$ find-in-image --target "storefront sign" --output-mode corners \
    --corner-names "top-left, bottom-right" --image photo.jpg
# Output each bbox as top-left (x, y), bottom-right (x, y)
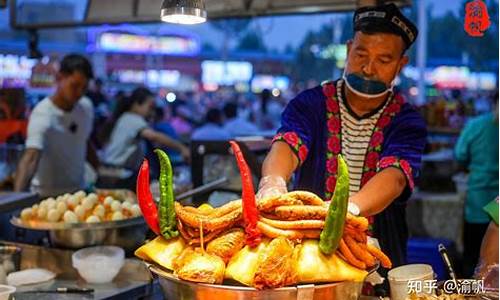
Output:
top-left (98, 32), bottom-right (200, 56)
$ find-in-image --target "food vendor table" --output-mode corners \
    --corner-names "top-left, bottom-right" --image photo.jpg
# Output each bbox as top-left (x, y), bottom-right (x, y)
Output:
top-left (406, 191), bottom-right (465, 253)
top-left (1, 241), bottom-right (155, 300)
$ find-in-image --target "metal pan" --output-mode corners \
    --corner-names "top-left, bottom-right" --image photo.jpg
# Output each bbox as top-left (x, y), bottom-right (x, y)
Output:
top-left (10, 216), bottom-right (147, 252)
top-left (148, 263), bottom-right (378, 300)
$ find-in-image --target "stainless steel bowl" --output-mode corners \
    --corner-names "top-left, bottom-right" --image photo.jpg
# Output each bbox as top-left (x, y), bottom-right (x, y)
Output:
top-left (148, 263), bottom-right (373, 300)
top-left (10, 217), bottom-right (147, 253)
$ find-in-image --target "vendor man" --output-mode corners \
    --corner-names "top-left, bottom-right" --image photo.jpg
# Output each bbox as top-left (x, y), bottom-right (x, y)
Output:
top-left (257, 4), bottom-right (426, 267)
top-left (14, 54), bottom-right (98, 197)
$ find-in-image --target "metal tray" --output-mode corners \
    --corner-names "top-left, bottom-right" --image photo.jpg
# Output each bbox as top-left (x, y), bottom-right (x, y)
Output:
top-left (148, 262), bottom-right (377, 300)
top-left (10, 216), bottom-right (147, 252)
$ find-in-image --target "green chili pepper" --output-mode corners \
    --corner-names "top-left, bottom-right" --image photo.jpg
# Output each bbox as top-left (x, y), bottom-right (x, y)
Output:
top-left (319, 154), bottom-right (349, 255)
top-left (154, 149), bottom-right (179, 239)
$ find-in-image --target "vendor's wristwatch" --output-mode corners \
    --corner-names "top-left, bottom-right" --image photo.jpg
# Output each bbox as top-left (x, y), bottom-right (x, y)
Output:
top-left (348, 202), bottom-right (360, 216)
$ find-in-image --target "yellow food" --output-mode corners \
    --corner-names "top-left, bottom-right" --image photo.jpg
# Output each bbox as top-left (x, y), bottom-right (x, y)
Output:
top-left (63, 211), bottom-right (78, 223)
top-left (136, 191), bottom-right (390, 289)
top-left (135, 236), bottom-right (186, 270)
top-left (173, 248), bottom-right (226, 284)
top-left (20, 191), bottom-right (141, 224)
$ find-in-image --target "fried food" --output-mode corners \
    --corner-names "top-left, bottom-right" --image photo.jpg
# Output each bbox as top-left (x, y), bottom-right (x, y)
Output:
top-left (345, 214), bottom-right (369, 231)
top-left (134, 236), bottom-right (186, 271)
top-left (344, 236), bottom-right (376, 267)
top-left (254, 237), bottom-right (298, 289)
top-left (149, 191), bottom-right (393, 289)
top-left (207, 228), bottom-right (246, 263)
top-left (259, 216), bottom-right (325, 230)
top-left (225, 240), bottom-right (269, 286)
top-left (173, 248), bottom-right (225, 284)
top-left (174, 202), bottom-right (242, 232)
top-left (282, 191), bottom-right (324, 206)
top-left (296, 239), bottom-right (368, 283)
top-left (257, 221), bottom-right (321, 240)
top-left (274, 205), bottom-right (328, 220)
top-left (366, 244), bottom-right (392, 269)
top-left (187, 227), bottom-right (227, 245)
top-left (178, 220), bottom-right (228, 245)
top-left (344, 224), bottom-right (367, 243)
top-left (257, 195), bottom-right (303, 212)
top-left (338, 238), bottom-right (366, 270)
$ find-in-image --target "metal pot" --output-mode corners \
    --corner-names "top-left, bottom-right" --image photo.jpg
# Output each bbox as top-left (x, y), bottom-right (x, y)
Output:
top-left (10, 217), bottom-right (147, 253)
top-left (149, 264), bottom-right (371, 300)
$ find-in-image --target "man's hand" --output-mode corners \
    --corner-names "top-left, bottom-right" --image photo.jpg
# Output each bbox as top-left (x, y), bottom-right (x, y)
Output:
top-left (257, 141), bottom-right (298, 199)
top-left (14, 148), bottom-right (41, 192)
top-left (256, 175), bottom-right (288, 200)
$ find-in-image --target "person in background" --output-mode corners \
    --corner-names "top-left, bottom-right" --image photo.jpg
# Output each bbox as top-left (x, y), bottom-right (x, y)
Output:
top-left (223, 102), bottom-right (259, 137)
top-left (170, 104), bottom-right (194, 141)
top-left (86, 78), bottom-right (107, 108)
top-left (191, 108), bottom-right (231, 141)
top-left (455, 97), bottom-right (499, 277)
top-left (102, 87), bottom-right (190, 175)
top-left (254, 89), bottom-right (274, 130)
top-left (145, 106), bottom-right (183, 178)
top-left (14, 54), bottom-right (99, 197)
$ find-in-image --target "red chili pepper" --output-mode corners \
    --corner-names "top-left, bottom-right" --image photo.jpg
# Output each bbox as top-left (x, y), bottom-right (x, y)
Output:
top-left (229, 141), bottom-right (261, 247)
top-left (136, 159), bottom-right (160, 235)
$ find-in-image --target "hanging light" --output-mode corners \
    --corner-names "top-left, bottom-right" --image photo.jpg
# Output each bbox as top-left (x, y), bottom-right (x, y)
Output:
top-left (161, 0), bottom-right (207, 25)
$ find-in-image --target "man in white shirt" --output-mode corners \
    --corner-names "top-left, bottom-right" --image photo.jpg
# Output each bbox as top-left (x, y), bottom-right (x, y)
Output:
top-left (15, 54), bottom-right (98, 197)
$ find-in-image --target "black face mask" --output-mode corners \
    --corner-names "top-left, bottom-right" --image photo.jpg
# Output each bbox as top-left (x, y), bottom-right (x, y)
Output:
top-left (343, 73), bottom-right (393, 98)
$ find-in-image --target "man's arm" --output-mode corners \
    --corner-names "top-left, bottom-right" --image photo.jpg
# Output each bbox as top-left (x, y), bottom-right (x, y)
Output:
top-left (14, 148), bottom-right (41, 192)
top-left (141, 128), bottom-right (190, 162)
top-left (350, 167), bottom-right (406, 217)
top-left (261, 142), bottom-right (299, 181)
top-left (256, 142), bottom-right (299, 199)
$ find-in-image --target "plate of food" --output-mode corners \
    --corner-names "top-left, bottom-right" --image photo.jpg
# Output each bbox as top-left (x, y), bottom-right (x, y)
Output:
top-left (133, 145), bottom-right (391, 299)
top-left (11, 190), bottom-right (147, 251)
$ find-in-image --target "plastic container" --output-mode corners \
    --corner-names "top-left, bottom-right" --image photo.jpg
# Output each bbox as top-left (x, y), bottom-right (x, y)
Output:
top-left (72, 246), bottom-right (124, 284)
top-left (0, 284), bottom-right (16, 300)
top-left (407, 238), bottom-right (454, 280)
top-left (388, 264), bottom-right (434, 300)
top-left (0, 245), bottom-right (22, 284)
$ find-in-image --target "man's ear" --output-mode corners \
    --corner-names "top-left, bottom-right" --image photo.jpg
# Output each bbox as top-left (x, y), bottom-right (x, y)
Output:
top-left (397, 55), bottom-right (409, 75)
top-left (346, 39), bottom-right (353, 56)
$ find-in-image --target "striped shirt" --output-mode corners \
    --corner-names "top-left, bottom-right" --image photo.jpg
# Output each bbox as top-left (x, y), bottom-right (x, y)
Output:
top-left (336, 80), bottom-right (390, 195)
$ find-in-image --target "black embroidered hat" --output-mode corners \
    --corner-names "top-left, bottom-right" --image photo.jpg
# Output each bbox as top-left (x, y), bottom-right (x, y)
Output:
top-left (353, 3), bottom-right (418, 50)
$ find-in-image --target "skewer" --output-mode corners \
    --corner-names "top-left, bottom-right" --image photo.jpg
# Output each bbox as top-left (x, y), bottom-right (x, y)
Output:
top-left (199, 220), bottom-right (205, 253)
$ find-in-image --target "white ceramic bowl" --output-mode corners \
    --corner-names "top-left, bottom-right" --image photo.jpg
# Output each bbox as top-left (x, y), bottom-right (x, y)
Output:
top-left (0, 284), bottom-right (16, 300)
top-left (72, 246), bottom-right (124, 284)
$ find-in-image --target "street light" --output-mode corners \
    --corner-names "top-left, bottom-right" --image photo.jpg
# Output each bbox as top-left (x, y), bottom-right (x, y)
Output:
top-left (160, 0), bottom-right (207, 25)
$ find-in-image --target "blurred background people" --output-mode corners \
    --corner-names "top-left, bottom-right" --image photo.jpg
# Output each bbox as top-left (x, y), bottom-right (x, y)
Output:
top-left (455, 97), bottom-right (499, 277)
top-left (14, 54), bottom-right (97, 197)
top-left (223, 102), bottom-right (259, 137)
top-left (191, 108), bottom-right (230, 141)
top-left (101, 87), bottom-right (190, 189)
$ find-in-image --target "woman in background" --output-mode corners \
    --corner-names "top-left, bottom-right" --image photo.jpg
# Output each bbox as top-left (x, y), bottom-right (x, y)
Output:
top-left (102, 87), bottom-right (190, 176)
